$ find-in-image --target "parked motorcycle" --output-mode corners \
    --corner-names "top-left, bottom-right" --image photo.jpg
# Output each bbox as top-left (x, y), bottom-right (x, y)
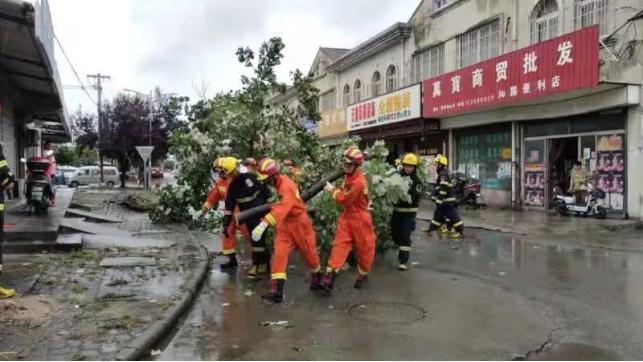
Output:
top-left (453, 172), bottom-right (486, 210)
top-left (22, 154), bottom-right (54, 216)
top-left (552, 183), bottom-right (607, 219)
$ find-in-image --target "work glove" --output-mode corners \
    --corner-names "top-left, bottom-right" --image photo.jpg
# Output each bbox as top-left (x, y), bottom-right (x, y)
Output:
top-left (324, 182), bottom-right (335, 193)
top-left (252, 221), bottom-right (269, 242)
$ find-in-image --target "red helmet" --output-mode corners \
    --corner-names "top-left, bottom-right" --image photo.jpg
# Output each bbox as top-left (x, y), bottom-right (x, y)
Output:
top-left (256, 158), bottom-right (279, 181)
top-left (343, 146), bottom-right (364, 166)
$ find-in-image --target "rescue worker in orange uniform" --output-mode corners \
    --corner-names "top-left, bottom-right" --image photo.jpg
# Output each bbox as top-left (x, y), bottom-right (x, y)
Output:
top-left (320, 146), bottom-right (376, 292)
top-left (282, 159), bottom-right (303, 184)
top-left (251, 158), bottom-right (321, 303)
top-left (201, 157), bottom-right (249, 269)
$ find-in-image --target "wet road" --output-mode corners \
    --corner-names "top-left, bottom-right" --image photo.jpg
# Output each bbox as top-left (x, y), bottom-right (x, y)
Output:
top-left (156, 223), bottom-right (643, 360)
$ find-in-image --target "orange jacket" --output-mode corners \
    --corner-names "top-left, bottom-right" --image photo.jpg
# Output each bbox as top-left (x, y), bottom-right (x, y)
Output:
top-left (203, 177), bottom-right (231, 211)
top-left (263, 175), bottom-right (305, 227)
top-left (331, 169), bottom-right (369, 213)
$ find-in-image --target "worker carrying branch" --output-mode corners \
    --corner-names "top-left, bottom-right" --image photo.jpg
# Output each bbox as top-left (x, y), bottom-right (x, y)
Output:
top-left (251, 158), bottom-right (321, 303)
top-left (320, 146), bottom-right (377, 292)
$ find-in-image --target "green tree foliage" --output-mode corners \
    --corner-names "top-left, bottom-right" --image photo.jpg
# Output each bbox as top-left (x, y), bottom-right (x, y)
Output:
top-left (54, 143), bottom-right (75, 166)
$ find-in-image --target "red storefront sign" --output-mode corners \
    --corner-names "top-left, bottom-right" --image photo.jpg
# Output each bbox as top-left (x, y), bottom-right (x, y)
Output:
top-left (423, 26), bottom-right (599, 118)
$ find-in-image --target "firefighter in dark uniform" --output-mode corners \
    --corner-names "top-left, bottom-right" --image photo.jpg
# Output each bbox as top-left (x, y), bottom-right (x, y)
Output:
top-left (425, 154), bottom-right (465, 239)
top-left (0, 144), bottom-right (16, 298)
top-left (391, 153), bottom-right (422, 271)
top-left (221, 157), bottom-right (273, 279)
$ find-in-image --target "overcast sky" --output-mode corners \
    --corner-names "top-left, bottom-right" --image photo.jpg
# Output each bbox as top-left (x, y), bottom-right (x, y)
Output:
top-left (50, 0), bottom-right (420, 115)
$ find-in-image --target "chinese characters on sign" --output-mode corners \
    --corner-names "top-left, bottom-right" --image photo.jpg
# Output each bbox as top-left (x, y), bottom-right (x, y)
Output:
top-left (348, 84), bottom-right (421, 131)
top-left (422, 26), bottom-right (599, 118)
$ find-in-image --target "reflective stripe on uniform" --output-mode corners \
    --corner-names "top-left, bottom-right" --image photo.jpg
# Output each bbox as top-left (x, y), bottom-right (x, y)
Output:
top-left (222, 248), bottom-right (236, 255)
top-left (439, 190), bottom-right (447, 195)
top-left (272, 272), bottom-right (287, 280)
top-left (0, 203), bottom-right (4, 211)
top-left (217, 186), bottom-right (226, 193)
top-left (399, 246), bottom-right (411, 251)
top-left (442, 197), bottom-right (456, 203)
top-left (252, 247), bottom-right (266, 252)
top-left (311, 265), bottom-right (321, 273)
top-left (430, 219), bottom-right (441, 226)
top-left (236, 191), bottom-right (260, 204)
top-left (357, 266), bottom-right (368, 276)
top-left (265, 213), bottom-right (277, 226)
top-left (394, 207), bottom-right (418, 213)
top-left (453, 221), bottom-right (464, 227)
top-left (440, 181), bottom-right (452, 187)
top-left (0, 160), bottom-right (7, 168)
top-left (434, 199), bottom-right (443, 204)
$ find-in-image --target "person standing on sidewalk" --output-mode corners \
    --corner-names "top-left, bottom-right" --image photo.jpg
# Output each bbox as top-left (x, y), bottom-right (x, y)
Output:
top-left (320, 146), bottom-right (377, 292)
top-left (0, 144), bottom-right (16, 298)
top-left (425, 155), bottom-right (465, 239)
top-left (221, 157), bottom-right (273, 279)
top-left (251, 158), bottom-right (321, 303)
top-left (200, 157), bottom-right (249, 269)
top-left (392, 153), bottom-right (422, 271)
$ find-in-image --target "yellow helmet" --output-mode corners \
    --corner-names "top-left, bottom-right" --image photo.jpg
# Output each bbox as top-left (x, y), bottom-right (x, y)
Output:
top-left (434, 154), bottom-right (448, 167)
top-left (401, 153), bottom-right (419, 166)
top-left (219, 157), bottom-right (238, 176)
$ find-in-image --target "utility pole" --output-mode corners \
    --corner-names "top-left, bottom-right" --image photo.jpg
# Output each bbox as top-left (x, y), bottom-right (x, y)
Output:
top-left (87, 73), bottom-right (110, 185)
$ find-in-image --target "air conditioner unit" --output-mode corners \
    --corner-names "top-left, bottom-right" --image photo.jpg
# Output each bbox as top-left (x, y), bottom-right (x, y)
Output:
top-left (26, 129), bottom-right (41, 147)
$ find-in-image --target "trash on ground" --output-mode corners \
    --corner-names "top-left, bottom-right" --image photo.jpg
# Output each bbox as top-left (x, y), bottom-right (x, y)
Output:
top-left (260, 320), bottom-right (292, 328)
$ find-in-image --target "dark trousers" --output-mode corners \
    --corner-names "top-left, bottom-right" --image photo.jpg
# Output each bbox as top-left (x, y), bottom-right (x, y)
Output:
top-left (391, 211), bottom-right (416, 264)
top-left (0, 211), bottom-right (4, 273)
top-left (428, 204), bottom-right (464, 233)
top-left (245, 218), bottom-right (269, 266)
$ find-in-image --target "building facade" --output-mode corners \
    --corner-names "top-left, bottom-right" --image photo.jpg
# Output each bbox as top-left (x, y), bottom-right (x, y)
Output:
top-left (412, 0), bottom-right (643, 219)
top-left (0, 0), bottom-right (69, 194)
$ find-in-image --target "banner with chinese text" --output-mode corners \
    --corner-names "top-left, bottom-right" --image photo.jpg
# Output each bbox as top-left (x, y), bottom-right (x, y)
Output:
top-left (423, 26), bottom-right (599, 118)
top-left (348, 84), bottom-right (421, 131)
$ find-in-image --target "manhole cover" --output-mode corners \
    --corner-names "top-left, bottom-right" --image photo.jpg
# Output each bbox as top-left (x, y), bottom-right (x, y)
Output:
top-left (348, 302), bottom-right (426, 324)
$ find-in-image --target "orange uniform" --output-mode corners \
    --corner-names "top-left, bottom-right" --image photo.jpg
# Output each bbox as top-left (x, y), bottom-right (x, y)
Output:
top-left (262, 174), bottom-right (320, 280)
top-left (327, 169), bottom-right (376, 275)
top-left (203, 177), bottom-right (249, 255)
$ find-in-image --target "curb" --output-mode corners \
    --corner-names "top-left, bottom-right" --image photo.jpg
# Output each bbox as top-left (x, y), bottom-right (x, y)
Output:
top-left (116, 245), bottom-right (211, 361)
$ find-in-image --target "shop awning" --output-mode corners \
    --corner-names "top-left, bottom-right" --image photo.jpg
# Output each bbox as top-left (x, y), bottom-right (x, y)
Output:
top-left (0, 0), bottom-right (69, 142)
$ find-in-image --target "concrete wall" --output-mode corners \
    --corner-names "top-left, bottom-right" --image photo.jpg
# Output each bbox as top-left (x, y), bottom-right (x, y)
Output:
top-left (336, 38), bottom-right (415, 107)
top-left (626, 95), bottom-right (643, 221)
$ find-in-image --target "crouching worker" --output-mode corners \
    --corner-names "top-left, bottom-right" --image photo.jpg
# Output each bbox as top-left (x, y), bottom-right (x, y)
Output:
top-left (251, 158), bottom-right (321, 303)
top-left (425, 155), bottom-right (464, 239)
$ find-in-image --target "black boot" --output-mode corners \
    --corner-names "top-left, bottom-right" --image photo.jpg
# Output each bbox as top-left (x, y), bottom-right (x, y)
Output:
top-left (354, 274), bottom-right (368, 289)
top-left (310, 272), bottom-right (321, 291)
top-left (262, 279), bottom-right (284, 303)
top-left (220, 253), bottom-right (238, 270)
top-left (319, 271), bottom-right (336, 294)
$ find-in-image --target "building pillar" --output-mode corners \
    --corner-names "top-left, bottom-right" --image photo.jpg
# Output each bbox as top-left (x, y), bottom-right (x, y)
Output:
top-left (626, 93), bottom-right (643, 220)
top-left (448, 129), bottom-right (454, 171)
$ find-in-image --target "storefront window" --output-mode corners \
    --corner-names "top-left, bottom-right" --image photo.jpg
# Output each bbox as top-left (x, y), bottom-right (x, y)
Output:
top-left (456, 129), bottom-right (511, 190)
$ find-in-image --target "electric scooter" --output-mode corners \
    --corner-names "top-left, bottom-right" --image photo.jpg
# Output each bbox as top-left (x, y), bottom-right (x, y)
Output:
top-left (22, 153), bottom-right (54, 216)
top-left (552, 183), bottom-right (607, 219)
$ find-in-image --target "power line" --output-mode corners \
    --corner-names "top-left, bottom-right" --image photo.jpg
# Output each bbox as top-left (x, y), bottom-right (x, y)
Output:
top-left (53, 33), bottom-right (97, 106)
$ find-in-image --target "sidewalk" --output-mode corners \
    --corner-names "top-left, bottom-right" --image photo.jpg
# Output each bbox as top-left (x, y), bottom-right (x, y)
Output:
top-left (0, 189), bottom-right (211, 361)
top-left (417, 200), bottom-right (643, 250)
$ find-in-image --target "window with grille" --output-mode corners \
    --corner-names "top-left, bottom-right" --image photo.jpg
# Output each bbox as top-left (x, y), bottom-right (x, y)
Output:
top-left (386, 65), bottom-right (397, 93)
top-left (456, 19), bottom-right (501, 68)
top-left (530, 0), bottom-right (559, 44)
top-left (413, 43), bottom-right (444, 82)
top-left (574, 0), bottom-right (608, 35)
top-left (320, 90), bottom-right (336, 112)
top-left (353, 79), bottom-right (362, 103)
top-left (343, 84), bottom-right (351, 107)
top-left (434, 0), bottom-right (449, 11)
top-left (372, 71), bottom-right (382, 97)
